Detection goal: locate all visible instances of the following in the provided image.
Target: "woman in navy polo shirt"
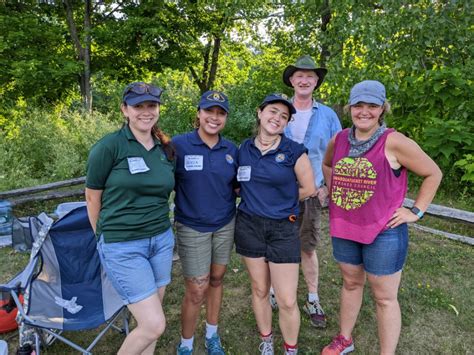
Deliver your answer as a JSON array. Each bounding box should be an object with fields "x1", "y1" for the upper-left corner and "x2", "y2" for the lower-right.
[
  {"x1": 85, "y1": 82, "x2": 176, "y2": 355},
  {"x1": 173, "y1": 91, "x2": 238, "y2": 355},
  {"x1": 235, "y1": 93, "x2": 316, "y2": 355}
]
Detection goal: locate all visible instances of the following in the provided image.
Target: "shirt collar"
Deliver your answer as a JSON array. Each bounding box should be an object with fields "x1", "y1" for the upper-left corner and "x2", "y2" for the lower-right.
[
  {"x1": 123, "y1": 124, "x2": 161, "y2": 146},
  {"x1": 290, "y1": 97, "x2": 319, "y2": 109},
  {"x1": 189, "y1": 129, "x2": 227, "y2": 149}
]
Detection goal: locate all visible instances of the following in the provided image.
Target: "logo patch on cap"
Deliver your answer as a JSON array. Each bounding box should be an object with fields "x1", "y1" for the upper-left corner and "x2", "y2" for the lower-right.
[{"x1": 207, "y1": 92, "x2": 226, "y2": 102}]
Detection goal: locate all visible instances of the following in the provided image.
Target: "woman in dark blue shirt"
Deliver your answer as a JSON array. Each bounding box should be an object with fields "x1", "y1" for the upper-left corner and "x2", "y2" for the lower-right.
[{"x1": 235, "y1": 93, "x2": 316, "y2": 355}]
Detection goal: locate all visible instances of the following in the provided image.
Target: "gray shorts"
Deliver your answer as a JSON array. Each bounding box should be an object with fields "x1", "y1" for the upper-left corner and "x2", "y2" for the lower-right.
[
  {"x1": 176, "y1": 217, "x2": 235, "y2": 277},
  {"x1": 299, "y1": 197, "x2": 322, "y2": 251}
]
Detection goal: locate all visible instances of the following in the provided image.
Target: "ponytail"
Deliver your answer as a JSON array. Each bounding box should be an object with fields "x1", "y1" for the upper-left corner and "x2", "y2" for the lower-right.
[{"x1": 152, "y1": 125, "x2": 176, "y2": 161}]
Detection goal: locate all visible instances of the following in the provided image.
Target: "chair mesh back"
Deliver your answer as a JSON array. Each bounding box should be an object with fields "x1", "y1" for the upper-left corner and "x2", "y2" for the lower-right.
[{"x1": 27, "y1": 206, "x2": 124, "y2": 331}]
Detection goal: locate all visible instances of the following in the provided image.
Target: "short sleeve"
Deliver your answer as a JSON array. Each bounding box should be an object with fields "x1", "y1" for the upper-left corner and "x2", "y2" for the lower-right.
[
  {"x1": 85, "y1": 141, "x2": 114, "y2": 190},
  {"x1": 295, "y1": 141, "x2": 308, "y2": 159}
]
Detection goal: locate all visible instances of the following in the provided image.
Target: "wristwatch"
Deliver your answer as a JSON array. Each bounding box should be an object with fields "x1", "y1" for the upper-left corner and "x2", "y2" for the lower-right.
[{"x1": 410, "y1": 206, "x2": 424, "y2": 219}]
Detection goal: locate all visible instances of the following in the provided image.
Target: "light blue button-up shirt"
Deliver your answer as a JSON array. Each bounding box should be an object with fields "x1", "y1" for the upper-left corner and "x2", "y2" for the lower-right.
[{"x1": 285, "y1": 100, "x2": 342, "y2": 188}]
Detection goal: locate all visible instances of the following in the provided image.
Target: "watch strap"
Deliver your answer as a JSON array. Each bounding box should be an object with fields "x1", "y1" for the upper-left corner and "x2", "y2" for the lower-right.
[{"x1": 410, "y1": 206, "x2": 424, "y2": 219}]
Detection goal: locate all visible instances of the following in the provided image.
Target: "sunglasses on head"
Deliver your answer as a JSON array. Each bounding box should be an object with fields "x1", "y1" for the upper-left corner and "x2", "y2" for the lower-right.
[{"x1": 123, "y1": 82, "x2": 163, "y2": 99}]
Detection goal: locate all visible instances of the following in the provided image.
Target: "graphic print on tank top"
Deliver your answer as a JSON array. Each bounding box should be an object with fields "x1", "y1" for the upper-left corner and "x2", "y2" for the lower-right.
[{"x1": 331, "y1": 157, "x2": 377, "y2": 210}]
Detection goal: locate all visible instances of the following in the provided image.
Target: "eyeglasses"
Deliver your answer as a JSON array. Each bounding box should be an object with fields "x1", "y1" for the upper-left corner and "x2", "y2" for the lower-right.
[{"x1": 123, "y1": 82, "x2": 163, "y2": 99}]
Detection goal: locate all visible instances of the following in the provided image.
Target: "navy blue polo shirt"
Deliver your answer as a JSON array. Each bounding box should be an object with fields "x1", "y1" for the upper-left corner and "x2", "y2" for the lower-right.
[
  {"x1": 237, "y1": 135, "x2": 307, "y2": 219},
  {"x1": 173, "y1": 129, "x2": 238, "y2": 232}
]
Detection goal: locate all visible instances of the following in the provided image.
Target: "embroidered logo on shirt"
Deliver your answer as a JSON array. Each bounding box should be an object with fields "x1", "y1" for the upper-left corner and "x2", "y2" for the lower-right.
[
  {"x1": 275, "y1": 153, "x2": 286, "y2": 163},
  {"x1": 225, "y1": 154, "x2": 234, "y2": 164},
  {"x1": 331, "y1": 157, "x2": 377, "y2": 210}
]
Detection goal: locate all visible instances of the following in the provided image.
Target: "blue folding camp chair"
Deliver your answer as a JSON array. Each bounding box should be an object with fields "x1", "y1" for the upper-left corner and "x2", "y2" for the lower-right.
[{"x1": 0, "y1": 206, "x2": 128, "y2": 354}]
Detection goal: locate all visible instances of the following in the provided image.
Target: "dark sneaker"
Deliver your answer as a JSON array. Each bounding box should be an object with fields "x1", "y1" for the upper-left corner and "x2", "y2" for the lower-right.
[
  {"x1": 321, "y1": 334, "x2": 354, "y2": 355},
  {"x1": 269, "y1": 291, "x2": 278, "y2": 311},
  {"x1": 303, "y1": 300, "x2": 327, "y2": 328},
  {"x1": 205, "y1": 334, "x2": 225, "y2": 355}
]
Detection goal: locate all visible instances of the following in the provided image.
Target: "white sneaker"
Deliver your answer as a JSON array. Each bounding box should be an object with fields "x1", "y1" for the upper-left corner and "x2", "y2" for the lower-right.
[{"x1": 259, "y1": 340, "x2": 274, "y2": 355}]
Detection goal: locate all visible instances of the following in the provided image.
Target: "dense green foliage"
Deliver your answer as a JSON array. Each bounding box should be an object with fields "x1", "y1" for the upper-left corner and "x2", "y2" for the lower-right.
[{"x1": 0, "y1": 1, "x2": 472, "y2": 199}]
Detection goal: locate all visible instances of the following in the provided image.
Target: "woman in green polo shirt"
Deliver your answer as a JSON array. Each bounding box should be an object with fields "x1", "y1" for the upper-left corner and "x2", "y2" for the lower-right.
[{"x1": 85, "y1": 82, "x2": 176, "y2": 355}]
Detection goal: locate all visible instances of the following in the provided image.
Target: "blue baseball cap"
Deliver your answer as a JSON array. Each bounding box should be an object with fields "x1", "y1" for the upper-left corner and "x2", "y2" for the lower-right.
[
  {"x1": 260, "y1": 93, "x2": 296, "y2": 115},
  {"x1": 349, "y1": 80, "x2": 386, "y2": 106},
  {"x1": 198, "y1": 90, "x2": 229, "y2": 113},
  {"x1": 122, "y1": 82, "x2": 163, "y2": 106}
]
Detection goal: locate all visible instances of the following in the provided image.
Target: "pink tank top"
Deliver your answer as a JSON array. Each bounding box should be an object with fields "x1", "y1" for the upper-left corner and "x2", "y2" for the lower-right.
[{"x1": 329, "y1": 128, "x2": 407, "y2": 244}]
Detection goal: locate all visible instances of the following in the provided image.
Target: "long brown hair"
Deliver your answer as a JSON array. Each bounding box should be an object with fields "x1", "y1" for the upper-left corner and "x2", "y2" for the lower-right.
[{"x1": 152, "y1": 125, "x2": 175, "y2": 161}]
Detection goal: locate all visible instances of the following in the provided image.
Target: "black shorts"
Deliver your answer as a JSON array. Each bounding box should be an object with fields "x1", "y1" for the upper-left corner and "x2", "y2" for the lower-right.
[{"x1": 235, "y1": 210, "x2": 301, "y2": 264}]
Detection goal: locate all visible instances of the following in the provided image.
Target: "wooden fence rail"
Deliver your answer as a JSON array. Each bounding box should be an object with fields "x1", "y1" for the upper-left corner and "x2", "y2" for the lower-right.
[
  {"x1": 1, "y1": 177, "x2": 473, "y2": 244},
  {"x1": 0, "y1": 177, "x2": 85, "y2": 207}
]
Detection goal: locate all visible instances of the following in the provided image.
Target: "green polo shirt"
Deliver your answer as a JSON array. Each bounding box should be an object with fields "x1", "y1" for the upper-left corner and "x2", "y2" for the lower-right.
[{"x1": 86, "y1": 124, "x2": 175, "y2": 243}]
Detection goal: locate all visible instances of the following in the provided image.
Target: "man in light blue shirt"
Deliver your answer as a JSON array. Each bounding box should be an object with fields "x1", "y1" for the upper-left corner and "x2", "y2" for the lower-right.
[{"x1": 269, "y1": 55, "x2": 342, "y2": 329}]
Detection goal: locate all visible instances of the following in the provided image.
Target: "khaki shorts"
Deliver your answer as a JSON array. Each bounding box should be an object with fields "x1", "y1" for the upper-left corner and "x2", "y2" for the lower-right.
[
  {"x1": 176, "y1": 217, "x2": 235, "y2": 278},
  {"x1": 299, "y1": 197, "x2": 322, "y2": 251}
]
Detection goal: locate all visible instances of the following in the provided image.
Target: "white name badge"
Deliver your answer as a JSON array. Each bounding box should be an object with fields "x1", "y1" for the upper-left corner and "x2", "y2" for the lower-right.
[
  {"x1": 127, "y1": 157, "x2": 150, "y2": 174},
  {"x1": 184, "y1": 155, "x2": 203, "y2": 171},
  {"x1": 237, "y1": 166, "x2": 251, "y2": 182}
]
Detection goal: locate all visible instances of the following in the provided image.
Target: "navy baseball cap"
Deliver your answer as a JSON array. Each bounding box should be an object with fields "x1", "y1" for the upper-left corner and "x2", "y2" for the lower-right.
[
  {"x1": 349, "y1": 80, "x2": 386, "y2": 106},
  {"x1": 260, "y1": 93, "x2": 296, "y2": 115},
  {"x1": 198, "y1": 90, "x2": 229, "y2": 113},
  {"x1": 122, "y1": 82, "x2": 163, "y2": 106}
]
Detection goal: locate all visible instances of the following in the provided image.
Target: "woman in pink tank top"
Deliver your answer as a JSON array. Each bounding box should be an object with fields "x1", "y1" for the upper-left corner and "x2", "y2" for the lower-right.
[{"x1": 321, "y1": 81, "x2": 442, "y2": 355}]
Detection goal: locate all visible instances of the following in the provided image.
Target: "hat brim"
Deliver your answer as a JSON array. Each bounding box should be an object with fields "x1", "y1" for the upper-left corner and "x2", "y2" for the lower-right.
[
  {"x1": 349, "y1": 94, "x2": 384, "y2": 106},
  {"x1": 283, "y1": 66, "x2": 328, "y2": 90},
  {"x1": 124, "y1": 94, "x2": 161, "y2": 106},
  {"x1": 198, "y1": 102, "x2": 229, "y2": 113},
  {"x1": 265, "y1": 99, "x2": 296, "y2": 115}
]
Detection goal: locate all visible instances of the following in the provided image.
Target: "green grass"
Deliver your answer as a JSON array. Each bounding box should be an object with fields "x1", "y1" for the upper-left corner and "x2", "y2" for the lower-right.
[{"x1": 1, "y1": 208, "x2": 473, "y2": 354}]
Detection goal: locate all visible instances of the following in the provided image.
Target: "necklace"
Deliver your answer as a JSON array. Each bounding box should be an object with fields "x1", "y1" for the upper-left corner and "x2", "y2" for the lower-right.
[{"x1": 256, "y1": 135, "x2": 279, "y2": 154}]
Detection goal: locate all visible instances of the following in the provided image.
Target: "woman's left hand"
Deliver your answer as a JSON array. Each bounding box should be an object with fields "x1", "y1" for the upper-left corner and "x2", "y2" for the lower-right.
[{"x1": 387, "y1": 207, "x2": 419, "y2": 228}]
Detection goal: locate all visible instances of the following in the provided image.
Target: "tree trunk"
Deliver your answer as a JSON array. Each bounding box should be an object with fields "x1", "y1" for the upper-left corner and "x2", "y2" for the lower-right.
[
  {"x1": 83, "y1": 0, "x2": 92, "y2": 112},
  {"x1": 206, "y1": 36, "x2": 221, "y2": 91},
  {"x1": 319, "y1": 0, "x2": 331, "y2": 67},
  {"x1": 63, "y1": 0, "x2": 92, "y2": 112}
]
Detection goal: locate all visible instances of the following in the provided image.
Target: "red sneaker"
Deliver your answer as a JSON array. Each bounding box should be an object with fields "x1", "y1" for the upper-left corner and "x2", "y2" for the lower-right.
[{"x1": 321, "y1": 334, "x2": 354, "y2": 355}]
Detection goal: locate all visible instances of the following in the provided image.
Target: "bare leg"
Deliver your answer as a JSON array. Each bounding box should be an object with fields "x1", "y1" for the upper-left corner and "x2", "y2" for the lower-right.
[
  {"x1": 338, "y1": 263, "x2": 366, "y2": 339},
  {"x1": 180, "y1": 274, "x2": 210, "y2": 338},
  {"x1": 118, "y1": 292, "x2": 166, "y2": 355},
  {"x1": 139, "y1": 286, "x2": 168, "y2": 355},
  {"x1": 368, "y1": 271, "x2": 402, "y2": 355},
  {"x1": 206, "y1": 264, "x2": 227, "y2": 325},
  {"x1": 301, "y1": 249, "x2": 318, "y2": 294},
  {"x1": 269, "y1": 262, "x2": 300, "y2": 345},
  {"x1": 242, "y1": 257, "x2": 272, "y2": 335}
]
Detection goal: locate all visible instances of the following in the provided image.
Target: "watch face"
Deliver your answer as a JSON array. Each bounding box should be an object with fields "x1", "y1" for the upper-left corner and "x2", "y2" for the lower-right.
[{"x1": 411, "y1": 207, "x2": 423, "y2": 218}]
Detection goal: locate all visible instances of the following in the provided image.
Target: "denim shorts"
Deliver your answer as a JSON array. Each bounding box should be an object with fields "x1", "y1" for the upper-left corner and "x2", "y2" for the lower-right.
[
  {"x1": 332, "y1": 223, "x2": 409, "y2": 276},
  {"x1": 97, "y1": 228, "x2": 175, "y2": 304},
  {"x1": 235, "y1": 210, "x2": 301, "y2": 264},
  {"x1": 176, "y1": 217, "x2": 235, "y2": 277}
]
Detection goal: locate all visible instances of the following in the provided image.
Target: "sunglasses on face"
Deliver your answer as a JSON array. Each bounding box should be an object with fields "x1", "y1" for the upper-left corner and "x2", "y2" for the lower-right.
[{"x1": 123, "y1": 82, "x2": 163, "y2": 99}]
